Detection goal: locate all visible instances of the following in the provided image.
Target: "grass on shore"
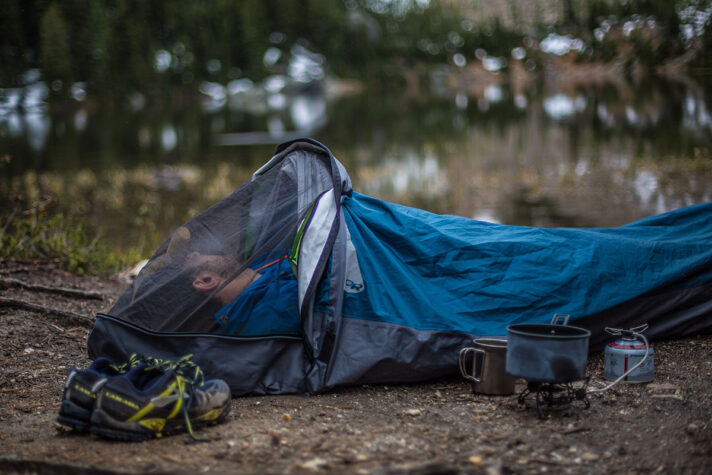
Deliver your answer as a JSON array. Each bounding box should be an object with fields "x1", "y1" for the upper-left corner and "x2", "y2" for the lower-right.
[{"x1": 0, "y1": 207, "x2": 142, "y2": 275}]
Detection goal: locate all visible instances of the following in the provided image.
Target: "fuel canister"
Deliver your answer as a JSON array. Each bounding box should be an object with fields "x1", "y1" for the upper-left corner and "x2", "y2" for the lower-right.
[{"x1": 603, "y1": 336, "x2": 654, "y2": 383}]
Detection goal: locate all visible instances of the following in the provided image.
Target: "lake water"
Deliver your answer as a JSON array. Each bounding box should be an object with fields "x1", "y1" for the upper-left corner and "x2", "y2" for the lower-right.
[{"x1": 2, "y1": 74, "x2": 711, "y2": 255}]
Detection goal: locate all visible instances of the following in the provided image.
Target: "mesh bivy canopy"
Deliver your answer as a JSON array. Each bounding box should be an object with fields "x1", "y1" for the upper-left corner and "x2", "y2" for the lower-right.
[{"x1": 89, "y1": 138, "x2": 712, "y2": 396}]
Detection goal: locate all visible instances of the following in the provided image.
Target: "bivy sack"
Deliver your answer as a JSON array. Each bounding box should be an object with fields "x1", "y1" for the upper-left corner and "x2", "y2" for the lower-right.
[{"x1": 88, "y1": 138, "x2": 712, "y2": 396}]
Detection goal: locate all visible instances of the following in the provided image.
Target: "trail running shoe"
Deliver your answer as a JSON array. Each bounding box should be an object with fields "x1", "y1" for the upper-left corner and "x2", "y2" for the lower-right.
[
  {"x1": 90, "y1": 355, "x2": 231, "y2": 441},
  {"x1": 57, "y1": 354, "x2": 146, "y2": 432}
]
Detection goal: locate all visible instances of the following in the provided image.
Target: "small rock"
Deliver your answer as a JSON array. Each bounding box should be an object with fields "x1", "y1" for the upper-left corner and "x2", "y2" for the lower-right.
[
  {"x1": 282, "y1": 412, "x2": 292, "y2": 421},
  {"x1": 403, "y1": 408, "x2": 422, "y2": 416},
  {"x1": 469, "y1": 455, "x2": 484, "y2": 467},
  {"x1": 582, "y1": 452, "x2": 599, "y2": 462},
  {"x1": 686, "y1": 422, "x2": 699, "y2": 435}
]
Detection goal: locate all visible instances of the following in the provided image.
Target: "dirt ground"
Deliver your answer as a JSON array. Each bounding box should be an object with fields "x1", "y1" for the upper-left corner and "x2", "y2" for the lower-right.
[{"x1": 1, "y1": 262, "x2": 711, "y2": 475}]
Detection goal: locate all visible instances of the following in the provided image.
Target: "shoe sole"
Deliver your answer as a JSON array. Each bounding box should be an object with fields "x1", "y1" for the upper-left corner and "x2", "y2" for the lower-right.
[
  {"x1": 57, "y1": 399, "x2": 92, "y2": 432},
  {"x1": 89, "y1": 402, "x2": 231, "y2": 442}
]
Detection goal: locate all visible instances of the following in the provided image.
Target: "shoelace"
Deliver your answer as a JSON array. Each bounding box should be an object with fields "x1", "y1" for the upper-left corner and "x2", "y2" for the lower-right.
[
  {"x1": 167, "y1": 356, "x2": 221, "y2": 442},
  {"x1": 108, "y1": 353, "x2": 205, "y2": 386},
  {"x1": 108, "y1": 353, "x2": 146, "y2": 373},
  {"x1": 173, "y1": 373, "x2": 206, "y2": 441},
  {"x1": 147, "y1": 354, "x2": 205, "y2": 387}
]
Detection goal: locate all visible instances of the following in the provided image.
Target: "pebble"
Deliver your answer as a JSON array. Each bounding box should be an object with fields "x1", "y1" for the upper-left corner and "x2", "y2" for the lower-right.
[
  {"x1": 294, "y1": 457, "x2": 328, "y2": 471},
  {"x1": 485, "y1": 463, "x2": 503, "y2": 475},
  {"x1": 479, "y1": 446, "x2": 497, "y2": 456}
]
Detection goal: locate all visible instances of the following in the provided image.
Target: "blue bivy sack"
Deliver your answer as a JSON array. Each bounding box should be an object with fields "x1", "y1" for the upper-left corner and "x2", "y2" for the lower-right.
[{"x1": 88, "y1": 139, "x2": 712, "y2": 395}]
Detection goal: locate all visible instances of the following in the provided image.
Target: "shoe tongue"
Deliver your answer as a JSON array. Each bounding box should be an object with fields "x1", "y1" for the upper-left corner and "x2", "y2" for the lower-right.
[
  {"x1": 90, "y1": 357, "x2": 115, "y2": 372},
  {"x1": 145, "y1": 369, "x2": 176, "y2": 394},
  {"x1": 124, "y1": 365, "x2": 172, "y2": 391}
]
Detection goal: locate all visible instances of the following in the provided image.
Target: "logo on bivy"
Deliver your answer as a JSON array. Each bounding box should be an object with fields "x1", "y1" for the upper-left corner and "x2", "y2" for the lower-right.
[{"x1": 344, "y1": 228, "x2": 365, "y2": 294}]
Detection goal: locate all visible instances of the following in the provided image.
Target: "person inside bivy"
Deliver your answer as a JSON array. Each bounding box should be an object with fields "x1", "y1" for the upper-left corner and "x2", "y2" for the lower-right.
[{"x1": 184, "y1": 251, "x2": 300, "y2": 336}]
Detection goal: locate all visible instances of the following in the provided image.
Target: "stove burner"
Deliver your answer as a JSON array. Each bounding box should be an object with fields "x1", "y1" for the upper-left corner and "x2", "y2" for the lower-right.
[{"x1": 517, "y1": 377, "x2": 590, "y2": 417}]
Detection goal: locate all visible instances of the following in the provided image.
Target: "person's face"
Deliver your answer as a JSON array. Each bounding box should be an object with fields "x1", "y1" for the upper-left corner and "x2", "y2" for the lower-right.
[
  {"x1": 186, "y1": 252, "x2": 256, "y2": 305},
  {"x1": 186, "y1": 252, "x2": 232, "y2": 296}
]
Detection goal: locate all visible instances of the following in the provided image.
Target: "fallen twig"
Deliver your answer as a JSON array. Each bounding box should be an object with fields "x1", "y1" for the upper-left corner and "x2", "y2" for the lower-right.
[
  {"x1": 0, "y1": 458, "x2": 120, "y2": 475},
  {"x1": 563, "y1": 426, "x2": 592, "y2": 435},
  {"x1": 0, "y1": 264, "x2": 49, "y2": 274},
  {"x1": 651, "y1": 394, "x2": 684, "y2": 401},
  {"x1": 0, "y1": 277, "x2": 106, "y2": 300},
  {"x1": 0, "y1": 297, "x2": 94, "y2": 327}
]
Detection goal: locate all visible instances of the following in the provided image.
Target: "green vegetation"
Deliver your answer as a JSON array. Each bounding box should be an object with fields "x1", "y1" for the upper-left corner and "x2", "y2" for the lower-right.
[
  {"x1": 0, "y1": 163, "x2": 256, "y2": 275},
  {"x1": 0, "y1": 207, "x2": 142, "y2": 275},
  {"x1": 1, "y1": 1, "x2": 708, "y2": 98}
]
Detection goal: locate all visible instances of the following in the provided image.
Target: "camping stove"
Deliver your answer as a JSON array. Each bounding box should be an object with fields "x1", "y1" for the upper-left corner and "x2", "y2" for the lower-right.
[{"x1": 517, "y1": 377, "x2": 590, "y2": 417}]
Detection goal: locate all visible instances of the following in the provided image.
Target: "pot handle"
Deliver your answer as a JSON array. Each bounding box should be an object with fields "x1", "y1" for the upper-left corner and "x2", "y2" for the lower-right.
[
  {"x1": 459, "y1": 347, "x2": 486, "y2": 383},
  {"x1": 551, "y1": 313, "x2": 571, "y2": 326}
]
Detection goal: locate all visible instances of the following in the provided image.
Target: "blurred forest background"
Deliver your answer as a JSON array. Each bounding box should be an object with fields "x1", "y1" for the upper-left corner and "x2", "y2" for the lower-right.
[
  {"x1": 2, "y1": 0, "x2": 710, "y2": 97},
  {"x1": 1, "y1": 0, "x2": 711, "y2": 273}
]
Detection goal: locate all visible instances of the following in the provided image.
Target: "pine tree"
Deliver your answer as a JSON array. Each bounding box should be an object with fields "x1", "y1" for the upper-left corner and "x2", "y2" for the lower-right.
[{"x1": 40, "y1": 2, "x2": 73, "y2": 96}]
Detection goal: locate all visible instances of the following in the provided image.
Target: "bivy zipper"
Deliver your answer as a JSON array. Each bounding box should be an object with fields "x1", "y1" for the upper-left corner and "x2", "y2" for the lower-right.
[{"x1": 93, "y1": 313, "x2": 304, "y2": 341}]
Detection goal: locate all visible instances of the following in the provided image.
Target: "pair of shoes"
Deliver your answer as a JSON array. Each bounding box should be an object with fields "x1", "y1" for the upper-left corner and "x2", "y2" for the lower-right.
[
  {"x1": 58, "y1": 354, "x2": 231, "y2": 441},
  {"x1": 58, "y1": 353, "x2": 146, "y2": 432}
]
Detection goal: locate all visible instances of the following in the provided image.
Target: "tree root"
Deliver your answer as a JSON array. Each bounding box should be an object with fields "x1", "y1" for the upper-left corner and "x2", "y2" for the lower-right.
[
  {"x1": 0, "y1": 297, "x2": 94, "y2": 327},
  {"x1": 0, "y1": 277, "x2": 106, "y2": 300}
]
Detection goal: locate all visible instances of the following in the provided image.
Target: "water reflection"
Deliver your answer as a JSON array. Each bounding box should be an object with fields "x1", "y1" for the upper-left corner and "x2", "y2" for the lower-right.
[
  {"x1": 2, "y1": 72, "x2": 711, "y2": 252},
  {"x1": 542, "y1": 94, "x2": 586, "y2": 120}
]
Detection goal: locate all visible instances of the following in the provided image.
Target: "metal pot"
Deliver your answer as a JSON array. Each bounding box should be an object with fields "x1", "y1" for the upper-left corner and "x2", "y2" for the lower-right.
[{"x1": 506, "y1": 314, "x2": 591, "y2": 383}]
